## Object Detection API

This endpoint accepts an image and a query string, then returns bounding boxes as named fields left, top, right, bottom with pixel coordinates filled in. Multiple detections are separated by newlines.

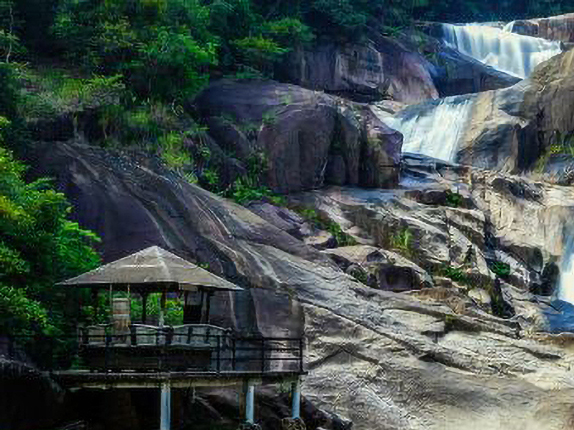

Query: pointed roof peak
left=57, top=245, right=243, bottom=291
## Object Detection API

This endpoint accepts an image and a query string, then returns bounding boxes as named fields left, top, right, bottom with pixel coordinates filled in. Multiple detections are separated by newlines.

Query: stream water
left=442, top=23, right=562, bottom=78
left=383, top=22, right=562, bottom=163
left=384, top=22, right=574, bottom=319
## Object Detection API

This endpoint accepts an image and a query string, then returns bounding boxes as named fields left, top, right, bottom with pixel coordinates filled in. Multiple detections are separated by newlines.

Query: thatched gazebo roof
left=57, top=246, right=243, bottom=292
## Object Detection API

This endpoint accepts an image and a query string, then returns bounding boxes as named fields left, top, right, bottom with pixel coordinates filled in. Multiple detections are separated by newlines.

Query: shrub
left=129, top=25, right=217, bottom=101
left=294, top=207, right=356, bottom=246
left=491, top=261, right=511, bottom=278
left=232, top=35, right=288, bottom=74
left=229, top=178, right=279, bottom=205
left=262, top=17, right=314, bottom=46
left=445, top=190, right=463, bottom=208
left=389, top=227, right=414, bottom=258
left=158, top=131, right=192, bottom=170
left=438, top=264, right=468, bottom=283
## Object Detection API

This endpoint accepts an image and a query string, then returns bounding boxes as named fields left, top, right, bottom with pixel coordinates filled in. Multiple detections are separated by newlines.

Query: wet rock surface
left=17, top=140, right=574, bottom=430
left=509, top=14, right=574, bottom=43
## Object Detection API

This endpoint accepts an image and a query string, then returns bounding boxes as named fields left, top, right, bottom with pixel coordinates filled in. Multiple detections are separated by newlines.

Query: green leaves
left=133, top=25, right=217, bottom=101
left=232, top=35, right=288, bottom=73
left=0, top=145, right=100, bottom=335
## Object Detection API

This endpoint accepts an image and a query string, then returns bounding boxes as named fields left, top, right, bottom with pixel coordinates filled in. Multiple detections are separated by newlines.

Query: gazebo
left=57, top=245, right=242, bottom=370
left=50, top=245, right=305, bottom=430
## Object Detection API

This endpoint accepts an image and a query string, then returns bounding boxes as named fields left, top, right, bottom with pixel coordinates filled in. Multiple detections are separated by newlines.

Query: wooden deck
left=49, top=369, right=306, bottom=389
left=5, top=325, right=305, bottom=383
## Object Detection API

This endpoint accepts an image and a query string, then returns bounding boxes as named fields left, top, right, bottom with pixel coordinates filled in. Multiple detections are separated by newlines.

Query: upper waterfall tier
left=442, top=23, right=562, bottom=78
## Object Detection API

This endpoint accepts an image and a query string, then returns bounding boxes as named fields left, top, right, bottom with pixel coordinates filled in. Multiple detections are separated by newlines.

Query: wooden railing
left=2, top=327, right=305, bottom=375
left=80, top=323, right=231, bottom=347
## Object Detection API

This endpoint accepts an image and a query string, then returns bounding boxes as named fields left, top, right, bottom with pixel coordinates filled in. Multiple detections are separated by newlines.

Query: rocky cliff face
left=193, top=80, right=402, bottom=193
left=509, top=14, right=574, bottom=43
left=280, top=37, right=439, bottom=104
left=14, top=15, right=574, bottom=430
left=280, top=30, right=521, bottom=104
left=20, top=139, right=574, bottom=430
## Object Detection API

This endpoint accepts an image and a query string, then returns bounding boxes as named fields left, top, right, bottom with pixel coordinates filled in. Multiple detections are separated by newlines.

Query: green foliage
left=491, top=261, right=511, bottom=279
left=262, top=18, right=314, bottom=46
left=19, top=68, right=126, bottom=122
left=158, top=131, right=192, bottom=170
left=202, top=168, right=220, bottom=189
left=224, top=150, right=285, bottom=206
left=309, top=0, right=378, bottom=39
left=326, top=221, right=357, bottom=247
left=129, top=25, right=217, bottom=101
left=262, top=109, right=278, bottom=125
left=52, top=1, right=217, bottom=102
left=349, top=266, right=369, bottom=285
left=438, top=264, right=468, bottom=283
left=0, top=142, right=100, bottom=335
left=445, top=190, right=463, bottom=208
left=389, top=227, right=414, bottom=258
left=229, top=178, right=281, bottom=205
left=294, top=207, right=357, bottom=246
left=232, top=35, right=288, bottom=74
left=130, top=293, right=183, bottom=326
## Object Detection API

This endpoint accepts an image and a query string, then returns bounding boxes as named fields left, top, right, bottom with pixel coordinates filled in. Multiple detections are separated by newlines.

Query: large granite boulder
left=323, top=245, right=433, bottom=291
left=280, top=37, right=439, bottom=104
left=19, top=142, right=574, bottom=430
left=432, top=46, right=522, bottom=97
left=193, top=80, right=402, bottom=193
left=508, top=14, right=574, bottom=43
left=411, top=24, right=521, bottom=96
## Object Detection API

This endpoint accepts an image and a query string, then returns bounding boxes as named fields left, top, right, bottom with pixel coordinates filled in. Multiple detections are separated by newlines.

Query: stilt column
left=245, top=380, right=256, bottom=424
left=291, top=378, right=301, bottom=419
left=160, top=381, right=171, bottom=430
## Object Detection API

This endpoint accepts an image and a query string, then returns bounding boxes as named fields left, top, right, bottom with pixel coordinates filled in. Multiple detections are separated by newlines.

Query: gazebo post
left=204, top=292, right=213, bottom=324
left=198, top=288, right=205, bottom=323
left=109, top=284, right=113, bottom=323
left=92, top=289, right=99, bottom=322
left=160, top=381, right=171, bottom=430
left=291, top=377, right=301, bottom=419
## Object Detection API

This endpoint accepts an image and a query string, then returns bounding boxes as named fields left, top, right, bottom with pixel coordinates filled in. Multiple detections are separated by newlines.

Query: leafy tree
left=0, top=124, right=100, bottom=336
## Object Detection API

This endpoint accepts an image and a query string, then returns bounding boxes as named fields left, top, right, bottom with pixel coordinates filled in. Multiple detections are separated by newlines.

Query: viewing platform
left=7, top=246, right=307, bottom=430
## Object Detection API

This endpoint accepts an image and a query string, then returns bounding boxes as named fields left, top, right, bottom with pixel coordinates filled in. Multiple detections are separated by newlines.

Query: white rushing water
left=383, top=97, right=474, bottom=163
left=559, top=235, right=574, bottom=304
left=442, top=23, right=562, bottom=78
left=382, top=22, right=563, bottom=163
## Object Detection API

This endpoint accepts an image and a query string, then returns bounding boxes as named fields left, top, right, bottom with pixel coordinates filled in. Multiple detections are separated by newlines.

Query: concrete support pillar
left=245, top=380, right=256, bottom=424
left=160, top=382, right=171, bottom=430
left=291, top=378, right=301, bottom=419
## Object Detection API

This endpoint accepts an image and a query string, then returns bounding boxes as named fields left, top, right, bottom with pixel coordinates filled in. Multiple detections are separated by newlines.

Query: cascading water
left=382, top=96, right=474, bottom=163
left=543, top=233, right=574, bottom=331
left=558, top=236, right=574, bottom=304
left=442, top=23, right=562, bottom=78
left=382, top=22, right=563, bottom=163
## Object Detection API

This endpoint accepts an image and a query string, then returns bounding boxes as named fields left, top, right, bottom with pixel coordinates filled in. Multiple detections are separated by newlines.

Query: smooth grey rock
left=193, top=80, right=402, bottom=193
left=281, top=37, right=439, bottom=104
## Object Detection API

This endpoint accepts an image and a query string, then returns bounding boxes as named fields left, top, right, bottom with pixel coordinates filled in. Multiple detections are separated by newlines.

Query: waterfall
left=381, top=96, right=474, bottom=163
left=559, top=236, right=574, bottom=304
left=442, top=23, right=562, bottom=78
